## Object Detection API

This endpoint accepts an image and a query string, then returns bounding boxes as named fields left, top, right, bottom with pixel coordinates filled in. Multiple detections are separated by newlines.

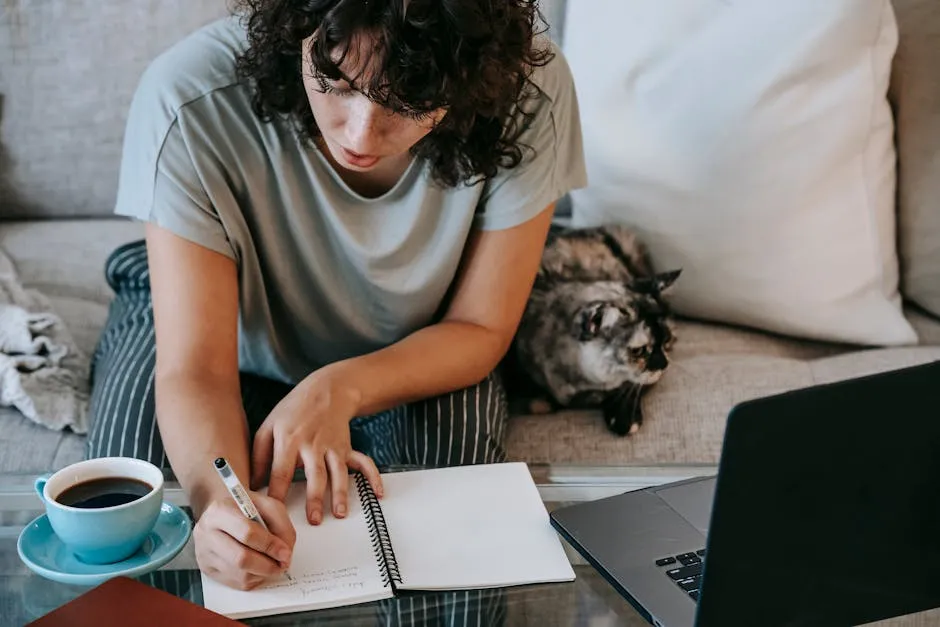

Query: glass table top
left=1, top=464, right=716, bottom=626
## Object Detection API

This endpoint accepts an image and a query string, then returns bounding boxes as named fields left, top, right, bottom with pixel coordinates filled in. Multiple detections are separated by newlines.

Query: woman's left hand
left=249, top=374, right=383, bottom=525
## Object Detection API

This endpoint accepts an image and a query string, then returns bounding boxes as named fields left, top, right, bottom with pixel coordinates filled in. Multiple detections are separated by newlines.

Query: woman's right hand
left=193, top=490, right=297, bottom=590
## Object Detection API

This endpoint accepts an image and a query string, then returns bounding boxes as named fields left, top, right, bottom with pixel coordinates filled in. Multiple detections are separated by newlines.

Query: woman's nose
left=344, top=98, right=385, bottom=153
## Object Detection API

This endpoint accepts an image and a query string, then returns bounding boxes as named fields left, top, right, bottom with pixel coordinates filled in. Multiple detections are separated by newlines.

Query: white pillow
left=565, top=0, right=917, bottom=346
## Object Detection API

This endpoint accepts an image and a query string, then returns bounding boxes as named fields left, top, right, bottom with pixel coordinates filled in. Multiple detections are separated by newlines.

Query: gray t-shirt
left=115, top=17, right=587, bottom=384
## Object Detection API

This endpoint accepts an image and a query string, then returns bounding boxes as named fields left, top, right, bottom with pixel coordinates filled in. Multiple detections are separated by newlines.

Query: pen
left=213, top=457, right=294, bottom=582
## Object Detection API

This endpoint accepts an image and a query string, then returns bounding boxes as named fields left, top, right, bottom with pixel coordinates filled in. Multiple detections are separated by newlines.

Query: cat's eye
left=629, top=347, right=647, bottom=358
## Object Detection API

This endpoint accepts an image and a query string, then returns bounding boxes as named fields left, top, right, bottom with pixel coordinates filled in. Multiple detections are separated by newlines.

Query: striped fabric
left=86, top=239, right=509, bottom=469
left=138, top=569, right=507, bottom=626
left=87, top=240, right=161, bottom=462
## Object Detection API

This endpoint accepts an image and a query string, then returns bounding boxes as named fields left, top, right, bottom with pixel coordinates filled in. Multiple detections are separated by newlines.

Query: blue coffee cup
left=35, top=457, right=165, bottom=565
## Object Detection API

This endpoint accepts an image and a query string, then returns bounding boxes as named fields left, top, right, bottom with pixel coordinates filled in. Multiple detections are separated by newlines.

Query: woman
left=88, top=0, right=585, bottom=591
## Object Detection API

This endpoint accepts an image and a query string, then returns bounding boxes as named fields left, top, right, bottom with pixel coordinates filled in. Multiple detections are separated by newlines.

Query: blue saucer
left=17, top=501, right=192, bottom=586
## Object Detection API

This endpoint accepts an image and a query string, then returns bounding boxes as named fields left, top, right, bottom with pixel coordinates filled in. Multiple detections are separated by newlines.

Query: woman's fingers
left=210, top=531, right=284, bottom=579
left=202, top=561, right=264, bottom=591
left=250, top=425, right=274, bottom=491
left=325, top=449, right=349, bottom=518
left=267, top=434, right=298, bottom=502
left=253, top=492, right=297, bottom=553
left=212, top=502, right=293, bottom=566
left=301, top=447, right=328, bottom=525
left=193, top=500, right=287, bottom=591
left=347, top=450, right=384, bottom=498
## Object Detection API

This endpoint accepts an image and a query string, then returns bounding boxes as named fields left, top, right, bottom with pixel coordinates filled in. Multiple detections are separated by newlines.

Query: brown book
left=27, top=576, right=244, bottom=626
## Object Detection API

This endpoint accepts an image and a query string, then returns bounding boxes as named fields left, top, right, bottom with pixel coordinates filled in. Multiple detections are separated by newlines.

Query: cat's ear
left=631, top=269, right=681, bottom=295
left=654, top=269, right=681, bottom=293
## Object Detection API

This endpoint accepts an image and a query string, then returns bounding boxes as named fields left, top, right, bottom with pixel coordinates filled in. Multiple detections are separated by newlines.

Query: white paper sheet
left=379, top=463, right=576, bottom=590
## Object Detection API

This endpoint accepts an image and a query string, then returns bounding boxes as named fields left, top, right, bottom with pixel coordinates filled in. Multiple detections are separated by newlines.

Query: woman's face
left=301, top=32, right=446, bottom=173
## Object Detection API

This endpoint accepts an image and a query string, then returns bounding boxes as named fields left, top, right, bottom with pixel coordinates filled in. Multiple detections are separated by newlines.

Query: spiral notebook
left=201, top=462, right=575, bottom=620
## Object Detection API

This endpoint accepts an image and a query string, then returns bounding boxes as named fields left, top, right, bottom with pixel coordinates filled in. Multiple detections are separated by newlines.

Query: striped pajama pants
left=88, top=240, right=508, bottom=626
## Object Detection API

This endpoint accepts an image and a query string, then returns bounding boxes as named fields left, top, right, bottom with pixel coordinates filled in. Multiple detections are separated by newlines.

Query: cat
left=507, top=224, right=681, bottom=436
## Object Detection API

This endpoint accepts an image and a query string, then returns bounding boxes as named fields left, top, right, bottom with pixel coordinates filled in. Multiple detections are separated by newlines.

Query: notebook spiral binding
left=354, top=473, right=402, bottom=589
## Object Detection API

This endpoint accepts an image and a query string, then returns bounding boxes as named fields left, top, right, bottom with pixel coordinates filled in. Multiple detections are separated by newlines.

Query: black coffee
left=55, top=477, right=153, bottom=509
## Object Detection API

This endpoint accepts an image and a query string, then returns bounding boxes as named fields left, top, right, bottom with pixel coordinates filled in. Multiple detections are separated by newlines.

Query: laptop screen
left=695, top=360, right=940, bottom=627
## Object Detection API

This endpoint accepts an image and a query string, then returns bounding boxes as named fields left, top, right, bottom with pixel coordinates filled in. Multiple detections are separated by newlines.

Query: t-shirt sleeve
left=114, top=67, right=235, bottom=260
left=474, top=44, right=588, bottom=231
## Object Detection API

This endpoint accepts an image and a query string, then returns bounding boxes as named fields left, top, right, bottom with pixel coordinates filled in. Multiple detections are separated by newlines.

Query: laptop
left=550, top=360, right=940, bottom=627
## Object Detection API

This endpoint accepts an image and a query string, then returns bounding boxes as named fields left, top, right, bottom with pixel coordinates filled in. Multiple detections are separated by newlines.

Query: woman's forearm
left=312, top=209, right=552, bottom=419
left=315, top=320, right=508, bottom=418
left=155, top=373, right=251, bottom=517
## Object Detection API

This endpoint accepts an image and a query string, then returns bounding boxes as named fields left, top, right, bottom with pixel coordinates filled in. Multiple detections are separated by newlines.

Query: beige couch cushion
left=0, top=0, right=229, bottom=218
left=506, top=317, right=940, bottom=465
left=909, top=307, right=940, bottom=345
left=891, top=0, right=940, bottom=317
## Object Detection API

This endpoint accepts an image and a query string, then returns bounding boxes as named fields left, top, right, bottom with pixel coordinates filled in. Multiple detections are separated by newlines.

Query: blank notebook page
left=379, top=462, right=575, bottom=590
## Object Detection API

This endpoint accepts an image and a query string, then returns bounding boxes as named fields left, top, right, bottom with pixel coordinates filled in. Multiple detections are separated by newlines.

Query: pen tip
left=214, top=457, right=226, bottom=469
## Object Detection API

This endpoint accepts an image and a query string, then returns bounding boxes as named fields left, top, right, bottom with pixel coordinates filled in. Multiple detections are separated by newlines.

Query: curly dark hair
left=234, top=0, right=554, bottom=187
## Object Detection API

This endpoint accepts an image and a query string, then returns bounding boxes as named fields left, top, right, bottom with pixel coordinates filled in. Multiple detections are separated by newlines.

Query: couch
left=1, top=0, right=939, bottom=475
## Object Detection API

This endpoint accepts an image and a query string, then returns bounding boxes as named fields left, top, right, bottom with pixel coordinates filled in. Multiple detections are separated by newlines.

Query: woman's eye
left=318, top=79, right=354, bottom=97
left=327, top=85, right=354, bottom=97
left=401, top=109, right=434, bottom=121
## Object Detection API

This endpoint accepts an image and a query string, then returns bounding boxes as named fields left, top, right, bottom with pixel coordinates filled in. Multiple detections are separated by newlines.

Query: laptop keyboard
left=655, top=549, right=706, bottom=601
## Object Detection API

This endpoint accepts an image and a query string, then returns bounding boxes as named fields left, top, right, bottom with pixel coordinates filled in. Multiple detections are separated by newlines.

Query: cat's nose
left=647, top=350, right=668, bottom=371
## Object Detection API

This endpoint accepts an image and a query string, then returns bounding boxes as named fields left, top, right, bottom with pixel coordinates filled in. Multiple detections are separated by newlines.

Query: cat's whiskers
left=632, top=385, right=642, bottom=419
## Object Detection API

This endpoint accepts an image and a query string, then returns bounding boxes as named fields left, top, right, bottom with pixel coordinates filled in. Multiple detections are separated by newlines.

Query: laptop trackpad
left=655, top=477, right=717, bottom=536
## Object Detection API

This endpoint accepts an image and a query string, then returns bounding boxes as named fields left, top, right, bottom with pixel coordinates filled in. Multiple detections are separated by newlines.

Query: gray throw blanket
left=0, top=247, right=89, bottom=433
